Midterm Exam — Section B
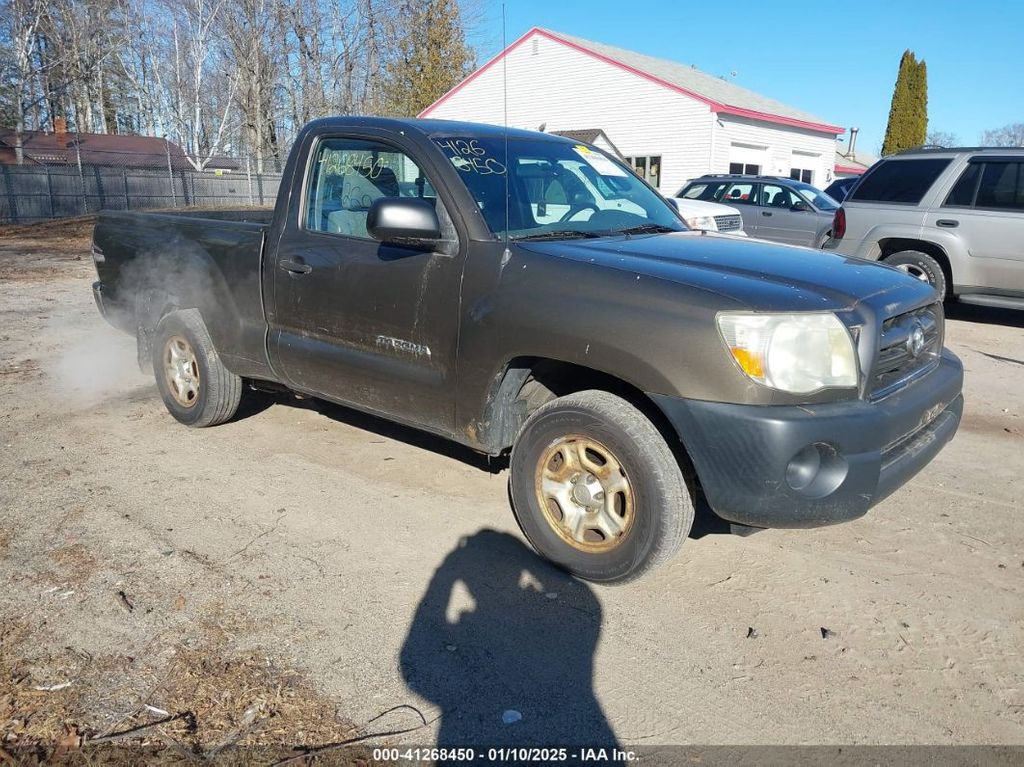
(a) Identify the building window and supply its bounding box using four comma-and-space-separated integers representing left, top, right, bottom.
789, 168, 813, 184
729, 162, 761, 175
625, 155, 662, 188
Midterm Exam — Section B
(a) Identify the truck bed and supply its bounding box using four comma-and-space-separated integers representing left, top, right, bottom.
92, 208, 275, 379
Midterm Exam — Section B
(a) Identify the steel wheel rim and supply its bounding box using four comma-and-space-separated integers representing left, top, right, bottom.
163, 335, 200, 408
895, 263, 930, 283
534, 435, 635, 553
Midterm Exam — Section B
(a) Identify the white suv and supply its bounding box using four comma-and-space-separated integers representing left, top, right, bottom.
826, 147, 1024, 309
668, 197, 747, 235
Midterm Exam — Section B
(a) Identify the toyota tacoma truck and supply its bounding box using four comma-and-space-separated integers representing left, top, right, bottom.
91, 117, 964, 584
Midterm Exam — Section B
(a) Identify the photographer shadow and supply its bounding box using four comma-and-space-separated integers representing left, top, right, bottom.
400, 529, 619, 751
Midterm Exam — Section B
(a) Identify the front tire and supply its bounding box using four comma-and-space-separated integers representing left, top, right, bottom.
883, 250, 949, 300
152, 309, 242, 427
509, 390, 694, 584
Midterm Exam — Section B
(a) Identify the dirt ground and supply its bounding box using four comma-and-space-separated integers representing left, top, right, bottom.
1, 219, 1023, 757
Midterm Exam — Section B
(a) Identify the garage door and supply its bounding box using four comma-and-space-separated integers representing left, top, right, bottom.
728, 143, 767, 175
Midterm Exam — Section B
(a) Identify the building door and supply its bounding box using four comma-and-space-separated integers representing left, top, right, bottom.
728, 143, 767, 176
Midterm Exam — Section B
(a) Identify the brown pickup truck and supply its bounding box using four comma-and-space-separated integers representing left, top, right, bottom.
91, 117, 963, 583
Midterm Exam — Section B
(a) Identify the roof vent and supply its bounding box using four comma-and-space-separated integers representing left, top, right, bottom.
532, 38, 539, 56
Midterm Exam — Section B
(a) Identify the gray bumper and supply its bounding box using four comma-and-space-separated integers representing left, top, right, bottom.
651, 350, 964, 529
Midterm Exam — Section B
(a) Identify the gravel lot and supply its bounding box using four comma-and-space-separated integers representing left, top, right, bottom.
2, 219, 1023, 753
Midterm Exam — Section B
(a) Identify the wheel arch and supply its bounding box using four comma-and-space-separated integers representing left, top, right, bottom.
877, 237, 954, 290
472, 356, 696, 476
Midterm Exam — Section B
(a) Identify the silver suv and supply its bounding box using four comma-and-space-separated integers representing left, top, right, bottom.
827, 147, 1024, 309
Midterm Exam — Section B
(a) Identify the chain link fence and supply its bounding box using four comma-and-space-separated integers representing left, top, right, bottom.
0, 140, 287, 224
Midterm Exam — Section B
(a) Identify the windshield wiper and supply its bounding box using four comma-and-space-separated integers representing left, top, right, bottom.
510, 229, 607, 242
613, 223, 680, 236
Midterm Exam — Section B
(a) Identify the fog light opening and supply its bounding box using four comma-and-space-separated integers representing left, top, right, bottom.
786, 443, 848, 498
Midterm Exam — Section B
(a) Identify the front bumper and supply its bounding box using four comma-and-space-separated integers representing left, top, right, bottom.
651, 350, 964, 528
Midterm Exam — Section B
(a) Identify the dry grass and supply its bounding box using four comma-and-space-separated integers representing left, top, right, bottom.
0, 216, 93, 281
0, 215, 97, 245
0, 614, 362, 762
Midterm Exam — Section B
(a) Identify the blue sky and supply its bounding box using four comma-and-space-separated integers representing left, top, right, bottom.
472, 0, 1024, 154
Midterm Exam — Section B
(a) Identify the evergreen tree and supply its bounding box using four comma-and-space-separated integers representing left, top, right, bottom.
380, 0, 474, 118
882, 50, 928, 155
912, 59, 928, 146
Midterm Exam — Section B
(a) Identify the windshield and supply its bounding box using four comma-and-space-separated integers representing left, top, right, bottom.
791, 181, 839, 211
432, 136, 684, 240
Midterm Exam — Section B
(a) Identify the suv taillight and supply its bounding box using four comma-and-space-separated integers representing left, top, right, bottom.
833, 207, 846, 239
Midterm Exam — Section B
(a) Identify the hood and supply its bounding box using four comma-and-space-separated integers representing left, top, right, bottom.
673, 198, 741, 217
519, 231, 935, 314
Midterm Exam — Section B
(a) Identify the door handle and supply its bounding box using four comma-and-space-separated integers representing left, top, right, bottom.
936, 219, 959, 228
279, 259, 312, 275
761, 211, 773, 217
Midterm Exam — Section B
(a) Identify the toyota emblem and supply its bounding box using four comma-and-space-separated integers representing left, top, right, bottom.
907, 322, 926, 358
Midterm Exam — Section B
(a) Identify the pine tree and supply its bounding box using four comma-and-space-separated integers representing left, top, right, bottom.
380, 0, 475, 118
912, 59, 929, 146
882, 50, 927, 155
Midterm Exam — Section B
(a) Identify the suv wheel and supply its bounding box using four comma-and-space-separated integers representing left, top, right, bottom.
509, 390, 694, 584
882, 250, 948, 300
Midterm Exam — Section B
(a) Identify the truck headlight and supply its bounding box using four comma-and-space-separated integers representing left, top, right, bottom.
717, 312, 858, 393
684, 215, 717, 231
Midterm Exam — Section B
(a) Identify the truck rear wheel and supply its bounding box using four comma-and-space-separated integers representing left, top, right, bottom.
883, 250, 948, 300
509, 390, 693, 584
152, 309, 242, 427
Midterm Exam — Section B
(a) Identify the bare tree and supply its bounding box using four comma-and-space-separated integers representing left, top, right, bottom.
981, 123, 1024, 147
926, 130, 958, 148
114, 0, 166, 136
1, 0, 481, 163
223, 0, 281, 170
2, 0, 46, 163
163, 0, 239, 169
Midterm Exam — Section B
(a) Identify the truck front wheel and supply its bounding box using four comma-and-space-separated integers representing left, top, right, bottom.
152, 309, 242, 427
510, 390, 694, 584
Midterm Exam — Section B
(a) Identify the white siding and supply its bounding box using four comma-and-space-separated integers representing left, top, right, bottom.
425, 31, 713, 194
711, 115, 838, 188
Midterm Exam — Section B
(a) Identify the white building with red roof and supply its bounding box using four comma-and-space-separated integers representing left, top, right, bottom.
421, 28, 847, 193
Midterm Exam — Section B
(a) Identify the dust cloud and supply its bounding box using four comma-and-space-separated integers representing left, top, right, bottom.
43, 317, 149, 407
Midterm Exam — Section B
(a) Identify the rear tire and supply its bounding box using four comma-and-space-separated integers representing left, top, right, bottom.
152, 309, 242, 427
509, 390, 693, 584
883, 250, 948, 300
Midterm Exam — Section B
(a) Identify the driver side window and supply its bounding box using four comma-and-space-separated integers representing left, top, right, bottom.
305, 138, 437, 239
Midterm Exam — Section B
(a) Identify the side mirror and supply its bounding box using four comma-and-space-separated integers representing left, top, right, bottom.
792, 199, 811, 212
367, 198, 441, 246
665, 197, 680, 212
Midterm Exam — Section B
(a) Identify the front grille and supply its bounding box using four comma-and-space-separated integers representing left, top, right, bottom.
870, 303, 942, 399
714, 214, 743, 232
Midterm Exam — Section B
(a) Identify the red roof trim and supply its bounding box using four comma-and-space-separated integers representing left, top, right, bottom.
834, 163, 867, 175
421, 27, 844, 135
717, 105, 844, 134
